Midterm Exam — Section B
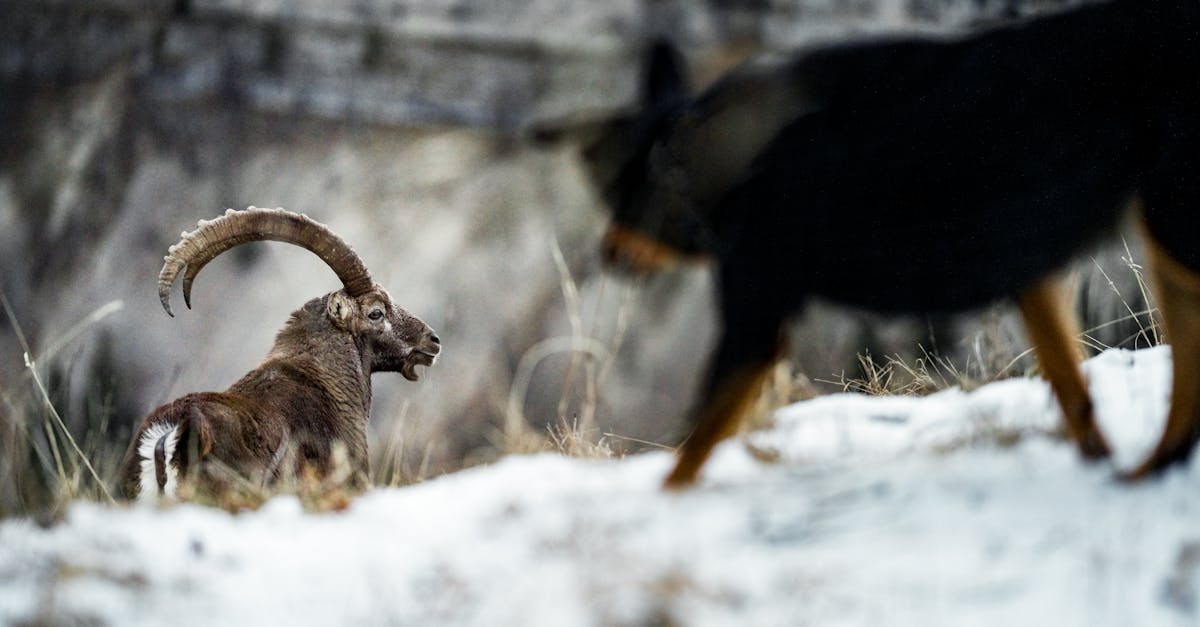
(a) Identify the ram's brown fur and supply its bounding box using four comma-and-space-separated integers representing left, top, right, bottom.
115, 208, 439, 503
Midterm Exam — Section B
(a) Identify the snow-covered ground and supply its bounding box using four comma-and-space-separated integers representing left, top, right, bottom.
2, 346, 1197, 626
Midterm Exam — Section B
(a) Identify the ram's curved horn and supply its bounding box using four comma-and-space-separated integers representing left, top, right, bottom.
158, 207, 374, 316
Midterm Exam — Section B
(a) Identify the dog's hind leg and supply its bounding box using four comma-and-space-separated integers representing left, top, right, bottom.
1125, 237, 1200, 478
664, 358, 780, 489
1017, 275, 1113, 460
665, 310, 787, 489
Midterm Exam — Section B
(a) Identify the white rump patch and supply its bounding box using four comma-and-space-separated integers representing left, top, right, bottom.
136, 422, 182, 502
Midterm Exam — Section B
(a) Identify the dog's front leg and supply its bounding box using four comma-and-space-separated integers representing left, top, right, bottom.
665, 298, 787, 489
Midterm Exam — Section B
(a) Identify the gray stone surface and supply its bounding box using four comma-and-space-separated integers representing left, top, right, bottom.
1, 0, 1089, 129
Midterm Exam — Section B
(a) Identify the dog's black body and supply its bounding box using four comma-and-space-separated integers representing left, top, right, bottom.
586, 0, 1200, 486
737, 4, 1194, 312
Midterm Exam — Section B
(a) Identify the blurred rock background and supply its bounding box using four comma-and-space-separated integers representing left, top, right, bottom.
2, 0, 1146, 510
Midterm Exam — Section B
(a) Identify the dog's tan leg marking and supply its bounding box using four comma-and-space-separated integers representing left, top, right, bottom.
1017, 275, 1112, 460
665, 362, 778, 489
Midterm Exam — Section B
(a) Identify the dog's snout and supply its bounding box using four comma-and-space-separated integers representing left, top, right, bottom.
600, 237, 619, 265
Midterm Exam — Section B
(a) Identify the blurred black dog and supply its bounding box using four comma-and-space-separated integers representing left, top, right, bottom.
583, 0, 1200, 487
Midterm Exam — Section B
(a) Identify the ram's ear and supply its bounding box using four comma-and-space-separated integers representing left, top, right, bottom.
326, 292, 357, 331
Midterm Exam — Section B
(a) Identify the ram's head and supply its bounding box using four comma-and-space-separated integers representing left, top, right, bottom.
157, 207, 440, 379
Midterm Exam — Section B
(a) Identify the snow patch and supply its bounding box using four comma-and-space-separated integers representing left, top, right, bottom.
1, 347, 1197, 626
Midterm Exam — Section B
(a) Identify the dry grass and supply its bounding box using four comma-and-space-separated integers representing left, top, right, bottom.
815, 246, 1163, 401
1, 292, 124, 520
159, 444, 365, 513
1080, 237, 1162, 352
372, 400, 439, 488
502, 238, 638, 460
817, 336, 1031, 399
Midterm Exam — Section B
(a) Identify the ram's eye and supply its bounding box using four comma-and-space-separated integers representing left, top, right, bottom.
368, 309, 385, 321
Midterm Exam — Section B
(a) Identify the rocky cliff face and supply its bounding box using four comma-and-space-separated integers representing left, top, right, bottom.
1, 0, 1109, 493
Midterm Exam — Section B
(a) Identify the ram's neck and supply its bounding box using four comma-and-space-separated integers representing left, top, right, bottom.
257, 338, 372, 415
230, 303, 373, 432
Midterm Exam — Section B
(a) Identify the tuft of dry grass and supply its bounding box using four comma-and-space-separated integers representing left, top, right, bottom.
815, 343, 996, 398
1080, 237, 1162, 352
372, 400, 433, 488
166, 445, 363, 514
1, 292, 125, 520
547, 416, 616, 459
810, 244, 1163, 405
503, 238, 640, 460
